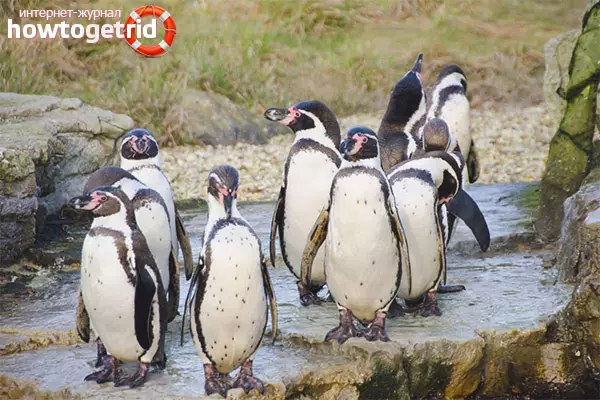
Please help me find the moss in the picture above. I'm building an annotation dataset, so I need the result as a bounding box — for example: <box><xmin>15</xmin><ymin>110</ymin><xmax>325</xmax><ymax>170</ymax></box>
<box><xmin>0</xmin><ymin>149</ymin><xmax>35</xmax><ymax>183</ymax></box>
<box><xmin>0</xmin><ymin>329</ymin><xmax>82</xmax><ymax>356</ymax></box>
<box><xmin>0</xmin><ymin>374</ymin><xmax>79</xmax><ymax>399</ymax></box>
<box><xmin>357</xmin><ymin>357</ymin><xmax>408</xmax><ymax>400</ymax></box>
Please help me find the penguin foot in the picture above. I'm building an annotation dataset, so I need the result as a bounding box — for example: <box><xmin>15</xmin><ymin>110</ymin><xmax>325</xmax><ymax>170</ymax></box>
<box><xmin>417</xmin><ymin>292</ymin><xmax>442</xmax><ymax>317</ymax></box>
<box><xmin>204</xmin><ymin>364</ymin><xmax>230</xmax><ymax>397</ymax></box>
<box><xmin>325</xmin><ymin>309</ymin><xmax>362</xmax><ymax>344</ymax></box>
<box><xmin>114</xmin><ymin>362</ymin><xmax>149</xmax><ymax>388</ymax></box>
<box><xmin>363</xmin><ymin>311</ymin><xmax>390</xmax><ymax>342</ymax></box>
<box><xmin>94</xmin><ymin>339</ymin><xmax>107</xmax><ymax>368</ymax></box>
<box><xmin>437</xmin><ymin>284</ymin><xmax>466</xmax><ymax>294</ymax></box>
<box><xmin>298</xmin><ymin>282</ymin><xmax>321</xmax><ymax>306</ymax></box>
<box><xmin>387</xmin><ymin>298</ymin><xmax>405</xmax><ymax>318</ymax></box>
<box><xmin>233</xmin><ymin>360</ymin><xmax>265</xmax><ymax>394</ymax></box>
<box><xmin>84</xmin><ymin>355</ymin><xmax>120</xmax><ymax>384</ymax></box>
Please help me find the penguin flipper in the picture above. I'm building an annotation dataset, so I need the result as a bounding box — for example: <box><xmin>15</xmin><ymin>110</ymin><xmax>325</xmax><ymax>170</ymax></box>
<box><xmin>167</xmin><ymin>250</ymin><xmax>180</xmax><ymax>323</ymax></box>
<box><xmin>180</xmin><ymin>255</ymin><xmax>203</xmax><ymax>346</ymax></box>
<box><xmin>76</xmin><ymin>288</ymin><xmax>90</xmax><ymax>343</ymax></box>
<box><xmin>447</xmin><ymin>189</ymin><xmax>490</xmax><ymax>252</ymax></box>
<box><xmin>175</xmin><ymin>210</ymin><xmax>194</xmax><ymax>280</ymax></box>
<box><xmin>300</xmin><ymin>206</ymin><xmax>329</xmax><ymax>291</ymax></box>
<box><xmin>261</xmin><ymin>258</ymin><xmax>278</xmax><ymax>343</ymax></box>
<box><xmin>466</xmin><ymin>140</ymin><xmax>480</xmax><ymax>183</ymax></box>
<box><xmin>134</xmin><ymin>265</ymin><xmax>157</xmax><ymax>351</ymax></box>
<box><xmin>270</xmin><ymin>187</ymin><xmax>285</xmax><ymax>268</ymax></box>
<box><xmin>387</xmin><ymin>196</ymin><xmax>413</xmax><ymax>296</ymax></box>
<box><xmin>433</xmin><ymin>203</ymin><xmax>448</xmax><ymax>289</ymax></box>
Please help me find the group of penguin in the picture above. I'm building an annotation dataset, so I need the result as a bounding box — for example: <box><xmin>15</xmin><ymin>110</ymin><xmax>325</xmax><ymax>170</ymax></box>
<box><xmin>69</xmin><ymin>53</ymin><xmax>490</xmax><ymax>397</ymax></box>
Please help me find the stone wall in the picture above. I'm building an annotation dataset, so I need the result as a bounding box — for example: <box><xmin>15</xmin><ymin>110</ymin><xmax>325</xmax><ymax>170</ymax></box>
<box><xmin>0</xmin><ymin>93</ymin><xmax>133</xmax><ymax>266</ymax></box>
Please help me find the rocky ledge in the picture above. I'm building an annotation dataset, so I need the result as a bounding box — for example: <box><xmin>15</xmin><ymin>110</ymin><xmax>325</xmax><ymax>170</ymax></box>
<box><xmin>0</xmin><ymin>93</ymin><xmax>133</xmax><ymax>266</ymax></box>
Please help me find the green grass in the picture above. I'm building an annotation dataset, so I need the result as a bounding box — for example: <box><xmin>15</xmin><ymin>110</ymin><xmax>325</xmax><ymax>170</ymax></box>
<box><xmin>0</xmin><ymin>0</ymin><xmax>589</xmax><ymax>144</ymax></box>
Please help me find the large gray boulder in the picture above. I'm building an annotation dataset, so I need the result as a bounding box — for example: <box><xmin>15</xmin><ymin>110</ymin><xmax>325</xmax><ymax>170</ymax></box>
<box><xmin>0</xmin><ymin>93</ymin><xmax>133</xmax><ymax>265</ymax></box>
<box><xmin>163</xmin><ymin>89</ymin><xmax>288</xmax><ymax>146</ymax></box>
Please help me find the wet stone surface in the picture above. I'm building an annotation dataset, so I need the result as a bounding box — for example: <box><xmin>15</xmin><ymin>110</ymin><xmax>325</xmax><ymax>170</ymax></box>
<box><xmin>0</xmin><ymin>183</ymin><xmax>574</xmax><ymax>398</ymax></box>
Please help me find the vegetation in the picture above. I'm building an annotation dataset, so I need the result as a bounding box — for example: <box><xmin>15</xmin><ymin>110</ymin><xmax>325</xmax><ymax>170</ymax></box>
<box><xmin>0</xmin><ymin>0</ymin><xmax>589</xmax><ymax>144</ymax></box>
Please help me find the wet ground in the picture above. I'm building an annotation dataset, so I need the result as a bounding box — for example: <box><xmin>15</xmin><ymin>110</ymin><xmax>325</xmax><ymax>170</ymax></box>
<box><xmin>0</xmin><ymin>183</ymin><xmax>573</xmax><ymax>398</ymax></box>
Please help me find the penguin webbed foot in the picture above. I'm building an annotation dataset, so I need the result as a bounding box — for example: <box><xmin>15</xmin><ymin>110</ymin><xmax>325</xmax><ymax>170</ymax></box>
<box><xmin>84</xmin><ymin>355</ymin><xmax>120</xmax><ymax>384</ymax></box>
<box><xmin>113</xmin><ymin>362</ymin><xmax>149</xmax><ymax>388</ymax></box>
<box><xmin>233</xmin><ymin>360</ymin><xmax>265</xmax><ymax>394</ymax></box>
<box><xmin>94</xmin><ymin>339</ymin><xmax>107</xmax><ymax>368</ymax></box>
<box><xmin>298</xmin><ymin>283</ymin><xmax>321</xmax><ymax>306</ymax></box>
<box><xmin>417</xmin><ymin>292</ymin><xmax>442</xmax><ymax>317</ymax></box>
<box><xmin>325</xmin><ymin>309</ymin><xmax>362</xmax><ymax>344</ymax></box>
<box><xmin>363</xmin><ymin>311</ymin><xmax>390</xmax><ymax>342</ymax></box>
<box><xmin>204</xmin><ymin>364</ymin><xmax>231</xmax><ymax>397</ymax></box>
<box><xmin>437</xmin><ymin>284</ymin><xmax>466</xmax><ymax>294</ymax></box>
<box><xmin>386</xmin><ymin>298</ymin><xmax>405</xmax><ymax>318</ymax></box>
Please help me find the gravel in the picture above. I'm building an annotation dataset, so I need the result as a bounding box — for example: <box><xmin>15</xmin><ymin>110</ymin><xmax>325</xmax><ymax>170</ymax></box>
<box><xmin>161</xmin><ymin>103</ymin><xmax>557</xmax><ymax>202</ymax></box>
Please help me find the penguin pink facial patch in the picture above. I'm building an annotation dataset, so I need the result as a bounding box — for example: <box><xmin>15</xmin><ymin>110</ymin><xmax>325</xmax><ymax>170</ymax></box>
<box><xmin>280</xmin><ymin>106</ymin><xmax>301</xmax><ymax>126</ymax></box>
<box><xmin>130</xmin><ymin>135</ymin><xmax>149</xmax><ymax>154</ymax></box>
<box><xmin>347</xmin><ymin>134</ymin><xmax>368</xmax><ymax>155</ymax></box>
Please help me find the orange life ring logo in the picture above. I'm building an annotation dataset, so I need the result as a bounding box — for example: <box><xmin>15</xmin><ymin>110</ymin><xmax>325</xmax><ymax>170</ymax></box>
<box><xmin>124</xmin><ymin>5</ymin><xmax>175</xmax><ymax>57</ymax></box>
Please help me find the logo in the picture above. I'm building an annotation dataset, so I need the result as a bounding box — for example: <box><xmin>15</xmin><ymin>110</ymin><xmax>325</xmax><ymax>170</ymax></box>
<box><xmin>124</xmin><ymin>5</ymin><xmax>176</xmax><ymax>57</ymax></box>
<box><xmin>6</xmin><ymin>4</ymin><xmax>177</xmax><ymax>57</ymax></box>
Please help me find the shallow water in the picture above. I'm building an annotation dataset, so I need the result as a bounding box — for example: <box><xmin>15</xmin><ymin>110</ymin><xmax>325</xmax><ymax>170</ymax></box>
<box><xmin>0</xmin><ymin>183</ymin><xmax>573</xmax><ymax>398</ymax></box>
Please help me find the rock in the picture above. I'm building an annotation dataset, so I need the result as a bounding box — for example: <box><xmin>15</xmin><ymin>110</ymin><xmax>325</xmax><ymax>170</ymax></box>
<box><xmin>0</xmin><ymin>93</ymin><xmax>133</xmax><ymax>265</ymax></box>
<box><xmin>538</xmin><ymin>1</ymin><xmax>600</xmax><ymax>241</ymax></box>
<box><xmin>163</xmin><ymin>89</ymin><xmax>288</xmax><ymax>146</ymax></box>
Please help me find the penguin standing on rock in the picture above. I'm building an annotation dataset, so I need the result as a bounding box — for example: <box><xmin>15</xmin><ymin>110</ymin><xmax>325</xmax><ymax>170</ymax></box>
<box><xmin>119</xmin><ymin>128</ymin><xmax>194</xmax><ymax>289</ymax></box>
<box><xmin>264</xmin><ymin>101</ymin><xmax>342</xmax><ymax>306</ymax></box>
<box><xmin>183</xmin><ymin>165</ymin><xmax>277</xmax><ymax>398</ymax></box>
<box><xmin>388</xmin><ymin>150</ymin><xmax>488</xmax><ymax>315</ymax></box>
<box><xmin>378</xmin><ymin>54</ymin><xmax>427</xmax><ymax>172</ymax></box>
<box><xmin>70</xmin><ymin>186</ymin><xmax>167</xmax><ymax>388</ymax></box>
<box><xmin>76</xmin><ymin>167</ymin><xmax>175</xmax><ymax>370</ymax></box>
<box><xmin>301</xmin><ymin>127</ymin><xmax>410</xmax><ymax>344</ymax></box>
<box><xmin>425</xmin><ymin>65</ymin><xmax>480</xmax><ymax>183</ymax></box>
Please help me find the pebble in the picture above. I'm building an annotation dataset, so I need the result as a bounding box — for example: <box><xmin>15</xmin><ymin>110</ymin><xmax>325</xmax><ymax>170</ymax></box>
<box><xmin>161</xmin><ymin>103</ymin><xmax>557</xmax><ymax>202</ymax></box>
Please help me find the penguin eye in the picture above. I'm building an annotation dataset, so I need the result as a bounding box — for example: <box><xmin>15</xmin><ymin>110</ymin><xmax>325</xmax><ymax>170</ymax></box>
<box><xmin>99</xmin><ymin>195</ymin><xmax>108</xmax><ymax>202</ymax></box>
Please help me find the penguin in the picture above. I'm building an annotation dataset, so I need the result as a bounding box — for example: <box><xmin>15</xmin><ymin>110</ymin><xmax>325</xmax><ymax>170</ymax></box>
<box><xmin>378</xmin><ymin>54</ymin><xmax>427</xmax><ymax>172</ymax></box>
<box><xmin>70</xmin><ymin>186</ymin><xmax>167</xmax><ymax>388</ymax></box>
<box><xmin>119</xmin><ymin>128</ymin><xmax>194</xmax><ymax>284</ymax></box>
<box><xmin>301</xmin><ymin>127</ymin><xmax>410</xmax><ymax>344</ymax></box>
<box><xmin>75</xmin><ymin>167</ymin><xmax>175</xmax><ymax>370</ymax></box>
<box><xmin>387</xmin><ymin>150</ymin><xmax>488</xmax><ymax>315</ymax></box>
<box><xmin>424</xmin><ymin>65</ymin><xmax>480</xmax><ymax>183</ymax></box>
<box><xmin>264</xmin><ymin>101</ymin><xmax>342</xmax><ymax>306</ymax></box>
<box><xmin>182</xmin><ymin>165</ymin><xmax>277</xmax><ymax>398</ymax></box>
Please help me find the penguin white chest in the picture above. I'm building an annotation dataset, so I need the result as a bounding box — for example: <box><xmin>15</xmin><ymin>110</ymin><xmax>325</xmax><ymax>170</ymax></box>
<box><xmin>437</xmin><ymin>94</ymin><xmax>470</xmax><ymax>159</ymax></box>
<box><xmin>392</xmin><ymin>177</ymin><xmax>444</xmax><ymax>299</ymax></box>
<box><xmin>80</xmin><ymin>233</ymin><xmax>143</xmax><ymax>361</ymax></box>
<box><xmin>192</xmin><ymin>223</ymin><xmax>267</xmax><ymax>373</ymax></box>
<box><xmin>325</xmin><ymin>172</ymin><xmax>400</xmax><ymax>323</ymax></box>
<box><xmin>283</xmin><ymin>149</ymin><xmax>338</xmax><ymax>283</ymax></box>
<box><xmin>134</xmin><ymin>201</ymin><xmax>171</xmax><ymax>288</ymax></box>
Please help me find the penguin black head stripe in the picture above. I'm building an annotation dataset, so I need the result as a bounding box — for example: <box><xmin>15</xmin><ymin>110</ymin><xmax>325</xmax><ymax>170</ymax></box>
<box><xmin>207</xmin><ymin>164</ymin><xmax>239</xmax><ymax>218</ymax></box>
<box><xmin>340</xmin><ymin>126</ymin><xmax>379</xmax><ymax>162</ymax></box>
<box><xmin>121</xmin><ymin>128</ymin><xmax>160</xmax><ymax>160</ymax></box>
<box><xmin>83</xmin><ymin>167</ymin><xmax>139</xmax><ymax>194</ymax></box>
<box><xmin>423</xmin><ymin>118</ymin><xmax>451</xmax><ymax>152</ymax></box>
<box><xmin>70</xmin><ymin>186</ymin><xmax>133</xmax><ymax>220</ymax></box>
<box><xmin>264</xmin><ymin>100</ymin><xmax>341</xmax><ymax>147</ymax></box>
<box><xmin>437</xmin><ymin>65</ymin><xmax>467</xmax><ymax>91</ymax></box>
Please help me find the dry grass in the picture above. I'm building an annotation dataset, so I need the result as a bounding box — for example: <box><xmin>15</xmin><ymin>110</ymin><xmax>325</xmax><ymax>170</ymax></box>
<box><xmin>0</xmin><ymin>0</ymin><xmax>589</xmax><ymax>144</ymax></box>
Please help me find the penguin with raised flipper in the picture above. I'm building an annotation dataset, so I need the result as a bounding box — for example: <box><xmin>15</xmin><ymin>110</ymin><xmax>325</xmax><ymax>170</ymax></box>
<box><xmin>301</xmin><ymin>127</ymin><xmax>410</xmax><ymax>344</ymax></box>
<box><xmin>388</xmin><ymin>150</ymin><xmax>488</xmax><ymax>315</ymax></box>
<box><xmin>182</xmin><ymin>165</ymin><xmax>277</xmax><ymax>398</ymax></box>
<box><xmin>120</xmin><ymin>128</ymin><xmax>194</xmax><ymax>292</ymax></box>
<box><xmin>425</xmin><ymin>65</ymin><xmax>480</xmax><ymax>183</ymax></box>
<box><xmin>75</xmin><ymin>167</ymin><xmax>178</xmax><ymax>368</ymax></box>
<box><xmin>70</xmin><ymin>186</ymin><xmax>167</xmax><ymax>388</ymax></box>
<box><xmin>378</xmin><ymin>54</ymin><xmax>427</xmax><ymax>172</ymax></box>
<box><xmin>264</xmin><ymin>101</ymin><xmax>342</xmax><ymax>306</ymax></box>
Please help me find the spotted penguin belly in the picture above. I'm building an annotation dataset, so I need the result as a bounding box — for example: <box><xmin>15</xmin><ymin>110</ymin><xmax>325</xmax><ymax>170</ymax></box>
<box><xmin>80</xmin><ymin>234</ymin><xmax>144</xmax><ymax>361</ymax></box>
<box><xmin>325</xmin><ymin>173</ymin><xmax>400</xmax><ymax>323</ymax></box>
<box><xmin>283</xmin><ymin>150</ymin><xmax>338</xmax><ymax>285</ymax></box>
<box><xmin>195</xmin><ymin>224</ymin><xmax>267</xmax><ymax>373</ymax></box>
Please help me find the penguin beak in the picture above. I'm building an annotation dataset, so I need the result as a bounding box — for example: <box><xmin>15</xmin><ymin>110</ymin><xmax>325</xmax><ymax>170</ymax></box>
<box><xmin>223</xmin><ymin>194</ymin><xmax>234</xmax><ymax>219</ymax></box>
<box><xmin>69</xmin><ymin>194</ymin><xmax>95</xmax><ymax>211</ymax></box>
<box><xmin>339</xmin><ymin>138</ymin><xmax>355</xmax><ymax>159</ymax></box>
<box><xmin>446</xmin><ymin>189</ymin><xmax>490</xmax><ymax>252</ymax></box>
<box><xmin>264</xmin><ymin>108</ymin><xmax>289</xmax><ymax>122</ymax></box>
<box><xmin>411</xmin><ymin>53</ymin><xmax>423</xmax><ymax>74</ymax></box>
